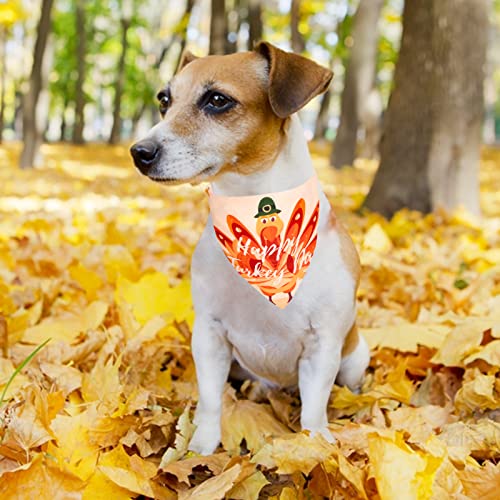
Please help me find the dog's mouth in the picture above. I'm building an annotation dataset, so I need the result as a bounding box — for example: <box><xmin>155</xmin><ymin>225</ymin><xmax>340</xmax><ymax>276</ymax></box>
<box><xmin>144</xmin><ymin>165</ymin><xmax>218</xmax><ymax>185</ymax></box>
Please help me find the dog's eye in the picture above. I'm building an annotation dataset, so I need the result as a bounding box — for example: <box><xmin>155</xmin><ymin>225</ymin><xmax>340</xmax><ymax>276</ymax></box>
<box><xmin>261</xmin><ymin>218</ymin><xmax>267</xmax><ymax>224</ymax></box>
<box><xmin>270</xmin><ymin>216</ymin><xmax>276</xmax><ymax>222</ymax></box>
<box><xmin>201</xmin><ymin>91</ymin><xmax>236</xmax><ymax>114</ymax></box>
<box><xmin>157</xmin><ymin>90</ymin><xmax>171</xmax><ymax>115</ymax></box>
<box><xmin>208</xmin><ymin>93</ymin><xmax>230</xmax><ymax>108</ymax></box>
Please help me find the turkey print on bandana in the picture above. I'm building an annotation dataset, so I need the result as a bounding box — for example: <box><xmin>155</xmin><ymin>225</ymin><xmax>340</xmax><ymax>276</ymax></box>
<box><xmin>208</xmin><ymin>176</ymin><xmax>320</xmax><ymax>309</ymax></box>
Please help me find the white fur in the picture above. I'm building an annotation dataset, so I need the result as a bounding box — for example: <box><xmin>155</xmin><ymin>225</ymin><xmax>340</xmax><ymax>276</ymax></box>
<box><xmin>188</xmin><ymin>115</ymin><xmax>369</xmax><ymax>455</ymax></box>
<box><xmin>140</xmin><ymin>121</ymin><xmax>228</xmax><ymax>184</ymax></box>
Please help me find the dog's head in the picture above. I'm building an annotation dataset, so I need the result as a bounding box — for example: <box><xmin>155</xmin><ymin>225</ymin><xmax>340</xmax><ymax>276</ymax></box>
<box><xmin>130</xmin><ymin>42</ymin><xmax>332</xmax><ymax>185</ymax></box>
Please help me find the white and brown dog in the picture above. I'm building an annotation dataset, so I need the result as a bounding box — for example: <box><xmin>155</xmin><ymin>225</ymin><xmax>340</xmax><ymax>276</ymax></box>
<box><xmin>130</xmin><ymin>42</ymin><xmax>370</xmax><ymax>455</ymax></box>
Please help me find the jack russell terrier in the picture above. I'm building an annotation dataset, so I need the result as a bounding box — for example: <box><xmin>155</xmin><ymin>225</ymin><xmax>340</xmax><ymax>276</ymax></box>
<box><xmin>130</xmin><ymin>42</ymin><xmax>370</xmax><ymax>455</ymax></box>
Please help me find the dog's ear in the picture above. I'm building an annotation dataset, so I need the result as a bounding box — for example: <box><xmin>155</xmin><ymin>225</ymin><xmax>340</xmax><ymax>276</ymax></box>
<box><xmin>255</xmin><ymin>41</ymin><xmax>333</xmax><ymax>119</ymax></box>
<box><xmin>177</xmin><ymin>50</ymin><xmax>199</xmax><ymax>73</ymax></box>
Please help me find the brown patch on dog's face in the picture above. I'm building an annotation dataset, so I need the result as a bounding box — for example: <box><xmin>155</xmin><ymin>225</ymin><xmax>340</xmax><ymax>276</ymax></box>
<box><xmin>134</xmin><ymin>52</ymin><xmax>285</xmax><ymax>184</ymax></box>
<box><xmin>130</xmin><ymin>45</ymin><xmax>332</xmax><ymax>185</ymax></box>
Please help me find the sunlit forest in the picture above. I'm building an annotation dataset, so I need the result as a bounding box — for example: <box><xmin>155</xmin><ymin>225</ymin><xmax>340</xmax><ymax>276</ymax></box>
<box><xmin>1</xmin><ymin>1</ymin><xmax>500</xmax><ymax>498</ymax></box>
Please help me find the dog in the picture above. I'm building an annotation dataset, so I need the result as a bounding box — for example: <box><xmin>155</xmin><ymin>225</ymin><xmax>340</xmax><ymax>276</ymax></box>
<box><xmin>130</xmin><ymin>42</ymin><xmax>370</xmax><ymax>455</ymax></box>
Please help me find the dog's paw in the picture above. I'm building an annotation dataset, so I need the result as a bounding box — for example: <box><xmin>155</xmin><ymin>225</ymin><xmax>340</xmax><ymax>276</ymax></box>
<box><xmin>188</xmin><ymin>424</ymin><xmax>220</xmax><ymax>455</ymax></box>
<box><xmin>307</xmin><ymin>426</ymin><xmax>336</xmax><ymax>444</ymax></box>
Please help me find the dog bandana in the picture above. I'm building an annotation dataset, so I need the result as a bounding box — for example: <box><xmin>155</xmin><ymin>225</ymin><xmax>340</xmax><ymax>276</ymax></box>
<box><xmin>208</xmin><ymin>176</ymin><xmax>320</xmax><ymax>309</ymax></box>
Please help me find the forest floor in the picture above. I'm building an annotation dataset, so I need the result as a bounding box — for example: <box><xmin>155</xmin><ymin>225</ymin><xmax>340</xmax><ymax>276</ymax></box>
<box><xmin>0</xmin><ymin>142</ymin><xmax>499</xmax><ymax>499</ymax></box>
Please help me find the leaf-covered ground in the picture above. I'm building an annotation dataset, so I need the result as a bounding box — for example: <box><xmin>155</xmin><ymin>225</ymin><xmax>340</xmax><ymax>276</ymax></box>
<box><xmin>0</xmin><ymin>142</ymin><xmax>499</xmax><ymax>499</ymax></box>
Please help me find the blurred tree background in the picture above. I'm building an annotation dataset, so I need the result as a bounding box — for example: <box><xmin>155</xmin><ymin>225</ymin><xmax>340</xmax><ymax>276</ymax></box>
<box><xmin>2</xmin><ymin>0</ymin><xmax>500</xmax><ymax>215</ymax></box>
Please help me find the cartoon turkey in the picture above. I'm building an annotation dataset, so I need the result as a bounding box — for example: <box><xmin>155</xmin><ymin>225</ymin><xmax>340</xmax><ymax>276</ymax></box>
<box><xmin>254</xmin><ymin>197</ymin><xmax>284</xmax><ymax>266</ymax></box>
<box><xmin>214</xmin><ymin>197</ymin><xmax>320</xmax><ymax>307</ymax></box>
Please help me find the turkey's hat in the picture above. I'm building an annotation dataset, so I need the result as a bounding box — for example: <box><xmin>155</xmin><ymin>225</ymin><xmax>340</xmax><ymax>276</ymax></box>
<box><xmin>255</xmin><ymin>197</ymin><xmax>281</xmax><ymax>218</ymax></box>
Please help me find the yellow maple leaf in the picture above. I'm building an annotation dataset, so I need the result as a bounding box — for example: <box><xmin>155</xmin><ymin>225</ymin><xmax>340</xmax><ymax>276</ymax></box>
<box><xmin>227</xmin><ymin>470</ymin><xmax>269</xmax><ymax>500</ymax></box>
<box><xmin>458</xmin><ymin>461</ymin><xmax>500</xmax><ymax>500</ymax></box>
<box><xmin>6</xmin><ymin>300</ymin><xmax>43</xmax><ymax>343</ymax></box>
<box><xmin>69</xmin><ymin>262</ymin><xmax>103</xmax><ymax>300</ymax></box>
<box><xmin>252</xmin><ymin>432</ymin><xmax>335</xmax><ymax>475</ymax></box>
<box><xmin>0</xmin><ymin>453</ymin><xmax>84</xmax><ymax>499</ymax></box>
<box><xmin>0</xmin><ymin>357</ymin><xmax>30</xmax><ymax>400</ymax></box>
<box><xmin>22</xmin><ymin>301</ymin><xmax>108</xmax><ymax>344</ymax></box>
<box><xmin>361</xmin><ymin>323</ymin><xmax>450</xmax><ymax>353</ymax></box>
<box><xmin>116</xmin><ymin>273</ymin><xmax>193</xmax><ymax>326</ymax></box>
<box><xmin>103</xmin><ymin>246</ymin><xmax>139</xmax><ymax>283</ymax></box>
<box><xmin>388</xmin><ymin>405</ymin><xmax>452</xmax><ymax>444</ymax></box>
<box><xmin>363</xmin><ymin>223</ymin><xmax>393</xmax><ymax>253</ymax></box>
<box><xmin>431</xmin><ymin>317</ymin><xmax>499</xmax><ymax>366</ymax></box>
<box><xmin>368</xmin><ymin>433</ymin><xmax>442</xmax><ymax>500</ymax></box>
<box><xmin>179</xmin><ymin>463</ymin><xmax>242</xmax><ymax>500</ymax></box>
<box><xmin>337</xmin><ymin>454</ymin><xmax>368</xmax><ymax>500</ymax></box>
<box><xmin>160</xmin><ymin>404</ymin><xmax>196</xmax><ymax>467</ymax></box>
<box><xmin>332</xmin><ymin>361</ymin><xmax>414</xmax><ymax>413</ymax></box>
<box><xmin>464</xmin><ymin>339</ymin><xmax>500</xmax><ymax>366</ymax></box>
<box><xmin>161</xmin><ymin>453</ymin><xmax>231</xmax><ymax>486</ymax></box>
<box><xmin>454</xmin><ymin>369</ymin><xmax>498</xmax><ymax>413</ymax></box>
<box><xmin>438</xmin><ymin>420</ymin><xmax>500</xmax><ymax>460</ymax></box>
<box><xmin>82</xmin><ymin>354</ymin><xmax>123</xmax><ymax>413</ymax></box>
<box><xmin>98</xmin><ymin>445</ymin><xmax>157</xmax><ymax>498</ymax></box>
<box><xmin>82</xmin><ymin>469</ymin><xmax>133</xmax><ymax>500</ymax></box>
<box><xmin>221</xmin><ymin>387</ymin><xmax>289</xmax><ymax>455</ymax></box>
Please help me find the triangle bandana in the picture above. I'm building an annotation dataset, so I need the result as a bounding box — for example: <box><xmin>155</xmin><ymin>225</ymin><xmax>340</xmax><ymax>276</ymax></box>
<box><xmin>208</xmin><ymin>176</ymin><xmax>320</xmax><ymax>309</ymax></box>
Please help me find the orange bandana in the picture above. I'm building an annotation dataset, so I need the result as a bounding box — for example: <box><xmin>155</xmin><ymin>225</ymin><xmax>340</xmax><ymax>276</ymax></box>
<box><xmin>208</xmin><ymin>176</ymin><xmax>320</xmax><ymax>308</ymax></box>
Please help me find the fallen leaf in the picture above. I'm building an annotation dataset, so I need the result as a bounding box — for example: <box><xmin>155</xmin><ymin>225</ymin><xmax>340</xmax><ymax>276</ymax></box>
<box><xmin>98</xmin><ymin>445</ymin><xmax>157</xmax><ymax>498</ymax></box>
<box><xmin>367</xmin><ymin>433</ymin><xmax>442</xmax><ymax>500</ymax></box>
<box><xmin>69</xmin><ymin>262</ymin><xmax>103</xmax><ymax>300</ymax></box>
<box><xmin>454</xmin><ymin>369</ymin><xmax>499</xmax><ymax>413</ymax></box>
<box><xmin>458</xmin><ymin>461</ymin><xmax>500</xmax><ymax>500</ymax></box>
<box><xmin>22</xmin><ymin>301</ymin><xmax>108</xmax><ymax>344</ymax></box>
<box><xmin>252</xmin><ymin>432</ymin><xmax>335</xmax><ymax>475</ymax></box>
<box><xmin>40</xmin><ymin>361</ymin><xmax>82</xmax><ymax>396</ymax></box>
<box><xmin>179</xmin><ymin>463</ymin><xmax>242</xmax><ymax>500</ymax></box>
<box><xmin>363</xmin><ymin>223</ymin><xmax>393</xmax><ymax>253</ymax></box>
<box><xmin>0</xmin><ymin>453</ymin><xmax>84</xmax><ymax>499</ymax></box>
<box><xmin>438</xmin><ymin>420</ymin><xmax>500</xmax><ymax>460</ymax></box>
<box><xmin>47</xmin><ymin>406</ymin><xmax>100</xmax><ymax>480</ymax></box>
<box><xmin>82</xmin><ymin>469</ymin><xmax>134</xmax><ymax>500</ymax></box>
<box><xmin>226</xmin><ymin>470</ymin><xmax>269</xmax><ymax>500</ymax></box>
<box><xmin>160</xmin><ymin>404</ymin><xmax>196</xmax><ymax>467</ymax></box>
<box><xmin>161</xmin><ymin>453</ymin><xmax>231</xmax><ymax>486</ymax></box>
<box><xmin>432</xmin><ymin>323</ymin><xmax>488</xmax><ymax>366</ymax></box>
<box><xmin>388</xmin><ymin>405</ymin><xmax>453</xmax><ymax>443</ymax></box>
<box><xmin>361</xmin><ymin>323</ymin><xmax>450</xmax><ymax>353</ymax></box>
<box><xmin>116</xmin><ymin>273</ymin><xmax>193</xmax><ymax>326</ymax></box>
<box><xmin>221</xmin><ymin>387</ymin><xmax>289</xmax><ymax>455</ymax></box>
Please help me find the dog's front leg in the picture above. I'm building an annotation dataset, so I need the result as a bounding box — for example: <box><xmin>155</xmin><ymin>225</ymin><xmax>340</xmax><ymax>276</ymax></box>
<box><xmin>189</xmin><ymin>316</ymin><xmax>231</xmax><ymax>455</ymax></box>
<box><xmin>298</xmin><ymin>335</ymin><xmax>342</xmax><ymax>442</ymax></box>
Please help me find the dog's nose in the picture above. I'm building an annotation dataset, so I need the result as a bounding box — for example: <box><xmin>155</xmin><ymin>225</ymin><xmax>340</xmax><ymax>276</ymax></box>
<box><xmin>130</xmin><ymin>140</ymin><xmax>160</xmax><ymax>173</ymax></box>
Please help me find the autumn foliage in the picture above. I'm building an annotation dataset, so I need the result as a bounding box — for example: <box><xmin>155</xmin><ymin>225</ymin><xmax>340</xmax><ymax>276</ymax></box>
<box><xmin>0</xmin><ymin>143</ymin><xmax>499</xmax><ymax>499</ymax></box>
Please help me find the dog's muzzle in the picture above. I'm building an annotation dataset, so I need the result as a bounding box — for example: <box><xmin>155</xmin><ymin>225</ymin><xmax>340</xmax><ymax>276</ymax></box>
<box><xmin>130</xmin><ymin>140</ymin><xmax>160</xmax><ymax>175</ymax></box>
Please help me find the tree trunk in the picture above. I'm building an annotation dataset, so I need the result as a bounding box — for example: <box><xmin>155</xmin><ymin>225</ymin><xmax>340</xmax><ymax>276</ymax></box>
<box><xmin>290</xmin><ymin>0</ymin><xmax>305</xmax><ymax>53</ymax></box>
<box><xmin>108</xmin><ymin>16</ymin><xmax>131</xmax><ymax>145</ymax></box>
<box><xmin>0</xmin><ymin>27</ymin><xmax>7</xmax><ymax>143</ymax></box>
<box><xmin>72</xmin><ymin>0</ymin><xmax>86</xmax><ymax>144</ymax></box>
<box><xmin>359</xmin><ymin>88</ymin><xmax>383</xmax><ymax>159</ymax></box>
<box><xmin>331</xmin><ymin>0</ymin><xmax>384</xmax><ymax>169</ymax></box>
<box><xmin>313</xmin><ymin>90</ymin><xmax>331</xmax><ymax>141</ymax></box>
<box><xmin>247</xmin><ymin>0</ymin><xmax>262</xmax><ymax>50</ymax></box>
<box><xmin>210</xmin><ymin>0</ymin><xmax>227</xmax><ymax>55</ymax></box>
<box><xmin>364</xmin><ymin>0</ymin><xmax>488</xmax><ymax>217</ymax></box>
<box><xmin>19</xmin><ymin>0</ymin><xmax>54</xmax><ymax>168</ymax></box>
<box><xmin>60</xmin><ymin>96</ymin><xmax>69</xmax><ymax>141</ymax></box>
